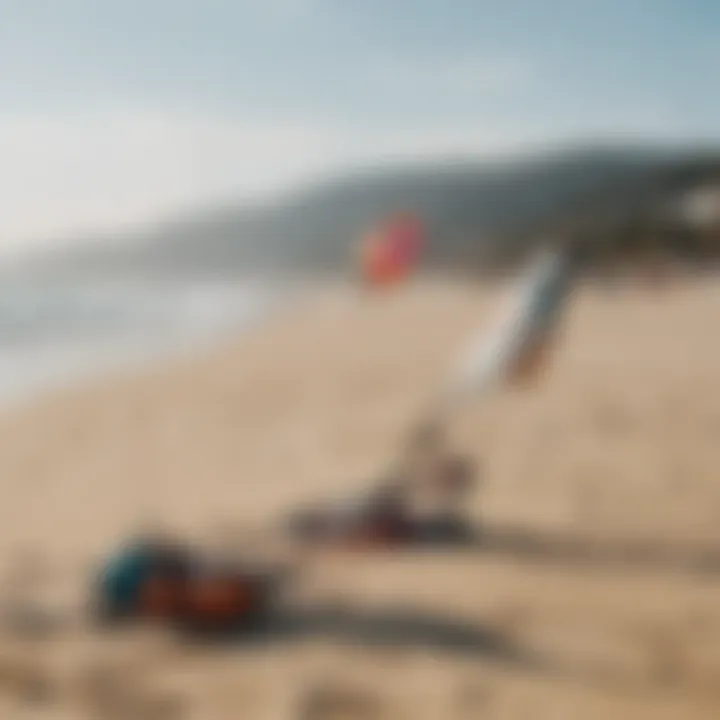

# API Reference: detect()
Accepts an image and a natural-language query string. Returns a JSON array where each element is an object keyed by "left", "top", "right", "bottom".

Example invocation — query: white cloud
[
  {"left": 0, "top": 107, "right": 541, "bottom": 256},
  {"left": 0, "top": 109, "right": 334, "bottom": 253}
]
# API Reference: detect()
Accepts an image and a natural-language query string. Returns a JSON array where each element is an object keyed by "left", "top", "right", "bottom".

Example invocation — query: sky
[{"left": 0, "top": 0, "right": 716, "bottom": 254}]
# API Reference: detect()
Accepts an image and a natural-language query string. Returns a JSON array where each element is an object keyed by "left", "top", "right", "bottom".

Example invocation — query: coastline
[{"left": 0, "top": 275, "right": 303, "bottom": 413}]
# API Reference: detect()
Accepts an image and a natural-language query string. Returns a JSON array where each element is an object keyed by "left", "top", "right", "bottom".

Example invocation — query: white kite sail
[{"left": 430, "top": 245, "right": 575, "bottom": 421}]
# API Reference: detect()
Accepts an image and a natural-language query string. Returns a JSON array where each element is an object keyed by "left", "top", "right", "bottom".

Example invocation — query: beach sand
[{"left": 0, "top": 276, "right": 720, "bottom": 718}]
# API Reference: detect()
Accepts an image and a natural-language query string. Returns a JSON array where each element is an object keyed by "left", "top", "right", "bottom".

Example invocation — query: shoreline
[{"left": 0, "top": 276, "right": 306, "bottom": 416}]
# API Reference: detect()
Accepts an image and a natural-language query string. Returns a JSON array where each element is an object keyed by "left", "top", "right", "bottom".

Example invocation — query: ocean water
[{"left": 0, "top": 274, "right": 287, "bottom": 407}]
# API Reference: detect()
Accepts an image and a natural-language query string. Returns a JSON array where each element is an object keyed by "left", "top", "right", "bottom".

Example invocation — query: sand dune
[{"left": 0, "top": 276, "right": 719, "bottom": 718}]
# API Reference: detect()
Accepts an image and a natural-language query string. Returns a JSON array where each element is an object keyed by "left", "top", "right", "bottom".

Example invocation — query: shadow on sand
[
  {"left": 395, "top": 521, "right": 720, "bottom": 578},
  {"left": 187, "top": 602, "right": 532, "bottom": 665},
  {"left": 477, "top": 522, "right": 720, "bottom": 576},
  {"left": 176, "top": 602, "right": 686, "bottom": 696},
  {"left": 287, "top": 507, "right": 720, "bottom": 578}
]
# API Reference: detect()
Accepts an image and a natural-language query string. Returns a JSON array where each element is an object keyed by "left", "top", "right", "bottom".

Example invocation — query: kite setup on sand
[
  {"left": 91, "top": 535, "right": 291, "bottom": 635},
  {"left": 284, "top": 243, "right": 579, "bottom": 551},
  {"left": 286, "top": 450, "right": 478, "bottom": 550},
  {"left": 87, "top": 243, "right": 580, "bottom": 633}
]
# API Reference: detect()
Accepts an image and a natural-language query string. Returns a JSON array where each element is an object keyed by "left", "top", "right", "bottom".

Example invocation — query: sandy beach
[{"left": 1, "top": 275, "right": 720, "bottom": 718}]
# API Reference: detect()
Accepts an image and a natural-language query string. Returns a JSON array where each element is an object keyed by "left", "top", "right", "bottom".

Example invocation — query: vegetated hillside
[{"left": 18, "top": 145, "right": 720, "bottom": 278}]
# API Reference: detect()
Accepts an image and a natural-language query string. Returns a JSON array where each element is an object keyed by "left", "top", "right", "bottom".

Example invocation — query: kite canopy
[{"left": 358, "top": 212, "right": 424, "bottom": 287}]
